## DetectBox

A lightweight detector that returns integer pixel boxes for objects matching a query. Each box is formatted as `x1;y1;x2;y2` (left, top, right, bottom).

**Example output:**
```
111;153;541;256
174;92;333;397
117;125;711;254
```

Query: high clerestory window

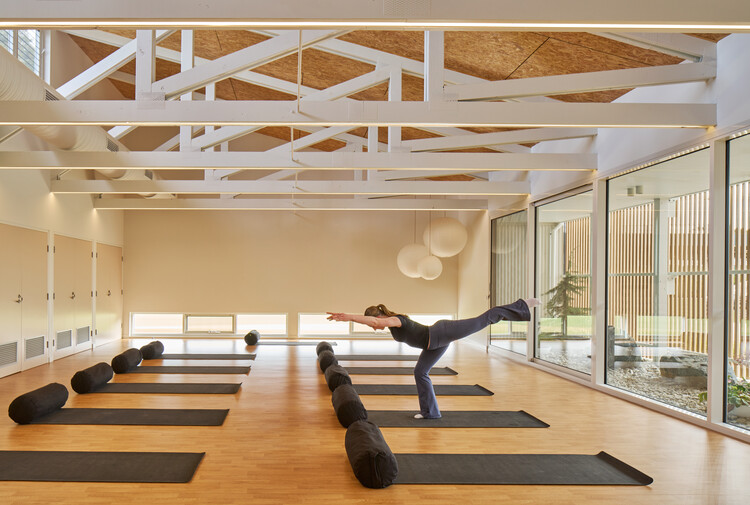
0;29;42;77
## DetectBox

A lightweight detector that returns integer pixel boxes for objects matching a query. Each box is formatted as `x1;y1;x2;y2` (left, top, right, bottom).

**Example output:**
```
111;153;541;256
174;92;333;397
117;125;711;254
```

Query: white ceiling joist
92;197;490;211
50;179;530;196
57;30;173;99
403;127;598;152
153;30;343;99
0;100;715;128
0;151;596;171
447;62;716;102
369;170;496;181
593;32;717;61
4;0;749;31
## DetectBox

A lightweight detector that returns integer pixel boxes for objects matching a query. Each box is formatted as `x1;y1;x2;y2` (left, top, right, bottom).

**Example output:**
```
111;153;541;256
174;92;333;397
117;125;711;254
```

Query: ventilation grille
56;330;72;349
106;138;119;152
44;89;59;101
0;342;18;368
76;326;90;345
25;336;45;359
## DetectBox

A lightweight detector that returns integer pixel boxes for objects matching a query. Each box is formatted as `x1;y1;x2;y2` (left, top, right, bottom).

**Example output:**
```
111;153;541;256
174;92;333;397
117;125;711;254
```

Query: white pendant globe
423;217;468;258
417;255;443;280
397;243;429;278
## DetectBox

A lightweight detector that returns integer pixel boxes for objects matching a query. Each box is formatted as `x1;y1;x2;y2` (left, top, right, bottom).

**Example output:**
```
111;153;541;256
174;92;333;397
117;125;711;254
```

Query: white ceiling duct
0;47;169;197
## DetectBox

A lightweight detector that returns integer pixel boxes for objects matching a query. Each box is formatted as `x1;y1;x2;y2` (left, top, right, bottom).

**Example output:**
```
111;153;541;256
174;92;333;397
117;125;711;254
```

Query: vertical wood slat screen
729;181;750;379
491;212;527;339
565;217;591;312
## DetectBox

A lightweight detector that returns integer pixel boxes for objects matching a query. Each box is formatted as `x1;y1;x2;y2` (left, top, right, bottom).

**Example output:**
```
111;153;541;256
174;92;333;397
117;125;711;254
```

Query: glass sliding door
727;133;750;432
606;148;710;416
535;191;592;374
490;211;528;354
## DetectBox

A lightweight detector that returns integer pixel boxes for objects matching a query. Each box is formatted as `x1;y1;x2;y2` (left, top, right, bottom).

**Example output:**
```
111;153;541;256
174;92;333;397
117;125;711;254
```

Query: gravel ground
498;339;750;432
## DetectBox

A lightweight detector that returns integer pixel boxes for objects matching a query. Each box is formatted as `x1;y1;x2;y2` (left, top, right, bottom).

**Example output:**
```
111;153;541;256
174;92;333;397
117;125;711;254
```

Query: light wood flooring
1;337;749;505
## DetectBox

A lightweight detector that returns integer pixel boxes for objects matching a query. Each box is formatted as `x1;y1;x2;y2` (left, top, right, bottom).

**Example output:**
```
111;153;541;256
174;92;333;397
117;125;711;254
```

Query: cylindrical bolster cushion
111;348;143;374
316;341;334;356
345;420;398;488
318;350;338;373
70;362;114;394
139;341;164;360
8;383;69;424
324;364;352;392
332;384;368;428
244;330;260;346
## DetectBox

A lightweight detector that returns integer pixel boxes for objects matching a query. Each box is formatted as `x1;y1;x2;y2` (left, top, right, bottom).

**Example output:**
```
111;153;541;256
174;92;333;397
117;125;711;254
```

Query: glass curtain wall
535;191;592;374
490;211;528;354
606;149;710;416
727;133;750;432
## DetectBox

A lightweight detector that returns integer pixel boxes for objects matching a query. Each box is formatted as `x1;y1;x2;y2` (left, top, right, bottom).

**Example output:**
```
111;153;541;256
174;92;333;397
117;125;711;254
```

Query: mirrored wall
535;191;592;374
490;210;528;354
605;148;710;416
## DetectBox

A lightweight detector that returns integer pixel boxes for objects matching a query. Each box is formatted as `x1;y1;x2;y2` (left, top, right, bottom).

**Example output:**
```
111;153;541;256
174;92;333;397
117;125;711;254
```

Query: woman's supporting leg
428;299;531;350
414;345;449;418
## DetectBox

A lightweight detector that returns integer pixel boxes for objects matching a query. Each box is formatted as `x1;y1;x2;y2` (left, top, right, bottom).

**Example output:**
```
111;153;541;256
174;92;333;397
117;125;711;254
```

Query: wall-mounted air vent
56;329;72;349
44;89;59;101
76;326;90;345
0;342;18;368
106;139;119;152
25;336;45;359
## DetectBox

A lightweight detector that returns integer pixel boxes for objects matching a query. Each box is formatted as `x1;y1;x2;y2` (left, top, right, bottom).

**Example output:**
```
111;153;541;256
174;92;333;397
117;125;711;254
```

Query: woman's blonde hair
364;304;404;318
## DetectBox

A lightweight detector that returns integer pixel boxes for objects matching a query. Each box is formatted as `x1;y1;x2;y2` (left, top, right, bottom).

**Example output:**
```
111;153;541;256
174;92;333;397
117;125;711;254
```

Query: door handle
107;290;111;297
15;294;23;303
70;292;76;300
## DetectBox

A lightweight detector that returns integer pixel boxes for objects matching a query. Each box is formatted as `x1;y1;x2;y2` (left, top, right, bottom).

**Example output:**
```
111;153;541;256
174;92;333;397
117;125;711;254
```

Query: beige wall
457;211;491;345
123;210;460;336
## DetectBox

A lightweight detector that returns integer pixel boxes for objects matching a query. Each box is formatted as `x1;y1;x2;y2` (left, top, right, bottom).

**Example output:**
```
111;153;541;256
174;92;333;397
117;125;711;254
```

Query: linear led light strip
2;21;750;30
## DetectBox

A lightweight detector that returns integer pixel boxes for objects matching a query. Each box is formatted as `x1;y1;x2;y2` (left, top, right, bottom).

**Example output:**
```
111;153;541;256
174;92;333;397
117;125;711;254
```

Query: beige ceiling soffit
0;151;597;171
51;179;530;196
447;62;716;102
5;1;750;31
92;197;489;211
0;101;716;128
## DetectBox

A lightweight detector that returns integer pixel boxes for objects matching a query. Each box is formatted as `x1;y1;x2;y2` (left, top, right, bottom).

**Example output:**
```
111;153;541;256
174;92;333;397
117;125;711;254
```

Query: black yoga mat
159;353;256;360
353;384;493;396
29;408;229;426
256;341;326;346
0;451;204;483
367;410;548;428
335;354;420;361
394;452;653;485
127;366;251;374
345;366;457;375
95;383;241;394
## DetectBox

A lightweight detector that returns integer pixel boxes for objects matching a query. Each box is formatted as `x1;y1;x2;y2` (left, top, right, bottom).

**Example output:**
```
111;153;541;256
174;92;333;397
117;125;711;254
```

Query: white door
0;223;23;378
19;226;48;370
95;243;123;345
53;235;93;359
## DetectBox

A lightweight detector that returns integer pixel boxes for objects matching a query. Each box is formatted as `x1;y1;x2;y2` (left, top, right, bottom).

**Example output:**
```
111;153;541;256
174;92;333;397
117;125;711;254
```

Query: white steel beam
51;179;530;195
403;127;598;152
447;62;716;101
92;197;489;211
372;169;508;180
135;30;156;98
0;151;597;171
153;30;342;99
424;31;444;101
0;100;715;128
267;126;358;153
5;1;749;32
57;30;172;99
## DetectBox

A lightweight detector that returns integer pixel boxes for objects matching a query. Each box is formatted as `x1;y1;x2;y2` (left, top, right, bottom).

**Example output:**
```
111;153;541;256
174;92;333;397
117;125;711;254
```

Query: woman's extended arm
326;312;402;330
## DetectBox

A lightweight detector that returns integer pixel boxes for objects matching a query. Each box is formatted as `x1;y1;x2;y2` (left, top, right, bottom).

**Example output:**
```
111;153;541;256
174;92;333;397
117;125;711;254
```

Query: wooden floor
1;337;749;504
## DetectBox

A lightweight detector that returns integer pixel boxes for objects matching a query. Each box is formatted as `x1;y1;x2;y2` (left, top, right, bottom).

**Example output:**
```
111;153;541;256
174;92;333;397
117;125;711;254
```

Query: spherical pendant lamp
423;217;468;258
397;243;429;278
417;255;443;280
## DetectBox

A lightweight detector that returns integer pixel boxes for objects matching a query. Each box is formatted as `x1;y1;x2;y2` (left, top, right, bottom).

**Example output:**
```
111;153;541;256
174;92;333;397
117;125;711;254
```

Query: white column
707;139;728;424
526;202;536;361
367;126;378;153
135;30;156;99
388;66;401;153
180;30;194;152
424;31;444;102
591;177;608;385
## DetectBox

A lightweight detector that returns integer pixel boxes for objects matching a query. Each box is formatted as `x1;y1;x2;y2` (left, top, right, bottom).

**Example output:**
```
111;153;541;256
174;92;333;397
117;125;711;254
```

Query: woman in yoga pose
327;298;539;419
